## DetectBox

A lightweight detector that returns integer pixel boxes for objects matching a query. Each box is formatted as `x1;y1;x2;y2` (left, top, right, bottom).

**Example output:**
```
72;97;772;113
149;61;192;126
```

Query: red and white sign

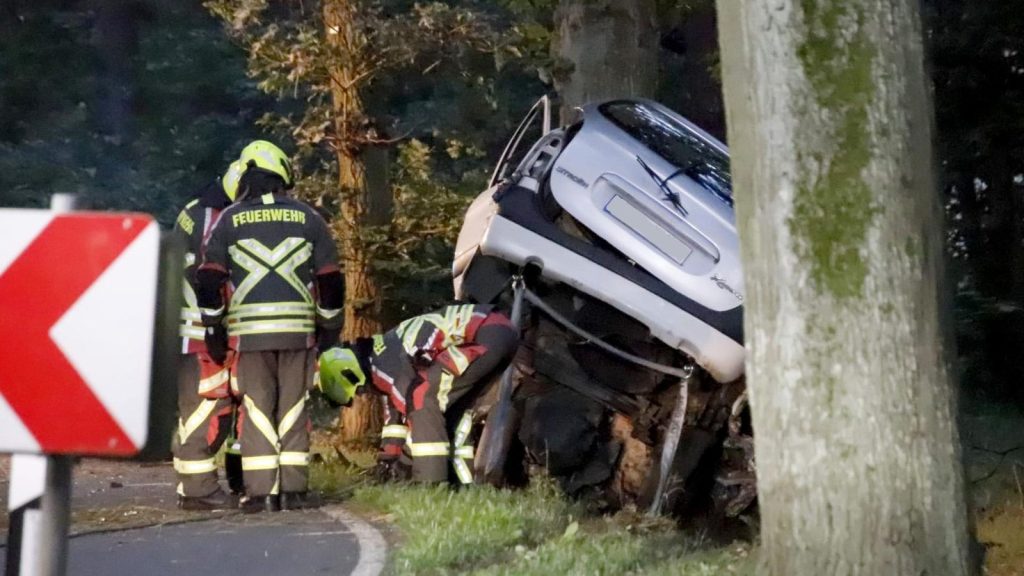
0;210;160;456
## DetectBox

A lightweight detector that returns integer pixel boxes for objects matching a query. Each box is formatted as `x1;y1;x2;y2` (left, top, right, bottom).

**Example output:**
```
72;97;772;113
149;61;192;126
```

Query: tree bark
716;1;976;574
323;0;384;442
551;0;658;123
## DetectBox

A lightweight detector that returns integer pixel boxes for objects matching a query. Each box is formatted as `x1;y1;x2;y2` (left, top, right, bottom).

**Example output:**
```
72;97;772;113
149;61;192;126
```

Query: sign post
4;454;47;576
1;195;164;576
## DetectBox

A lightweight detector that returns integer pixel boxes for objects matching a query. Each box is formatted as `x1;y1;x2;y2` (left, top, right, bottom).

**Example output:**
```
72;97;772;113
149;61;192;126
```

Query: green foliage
376;139;478;321
354;481;572;573
204;0;547;318
0;8;94;208
350;480;753;575
0;2;265;223
204;0;507;148
307;433;379;498
473;529;753;576
497;0;555;78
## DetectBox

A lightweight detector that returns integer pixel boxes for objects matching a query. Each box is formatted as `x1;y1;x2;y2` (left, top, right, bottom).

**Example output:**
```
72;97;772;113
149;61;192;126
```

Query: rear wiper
680;164;734;208
636;156;688;217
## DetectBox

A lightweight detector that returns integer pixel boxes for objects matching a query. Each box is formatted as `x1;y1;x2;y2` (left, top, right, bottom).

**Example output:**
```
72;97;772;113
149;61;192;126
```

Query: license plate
605;195;693;265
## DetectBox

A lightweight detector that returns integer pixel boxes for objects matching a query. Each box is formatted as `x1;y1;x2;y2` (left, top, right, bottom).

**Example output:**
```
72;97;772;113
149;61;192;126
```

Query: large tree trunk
323;0;384;442
551;0;658;123
716;1;976;574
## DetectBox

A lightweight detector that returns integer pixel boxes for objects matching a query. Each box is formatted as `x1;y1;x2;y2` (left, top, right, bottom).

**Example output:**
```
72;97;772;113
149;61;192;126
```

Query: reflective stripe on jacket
200;193;340;351
368;303;495;417
173;182;231;354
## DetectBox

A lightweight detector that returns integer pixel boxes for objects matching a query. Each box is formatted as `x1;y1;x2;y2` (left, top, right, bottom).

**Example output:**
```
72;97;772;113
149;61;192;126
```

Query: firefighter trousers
236;349;315;497
172;354;238;497
407;318;518;483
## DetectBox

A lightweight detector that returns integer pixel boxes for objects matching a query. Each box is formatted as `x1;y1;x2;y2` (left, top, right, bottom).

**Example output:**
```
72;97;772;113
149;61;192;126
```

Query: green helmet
318;347;366;406
221;159;245;201
238;140;294;189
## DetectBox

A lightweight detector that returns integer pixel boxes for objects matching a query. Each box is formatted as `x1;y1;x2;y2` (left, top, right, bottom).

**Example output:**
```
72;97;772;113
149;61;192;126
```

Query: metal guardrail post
4;455;46;576
647;364;694;517
33;457;73;576
476;275;526;484
34;194;80;576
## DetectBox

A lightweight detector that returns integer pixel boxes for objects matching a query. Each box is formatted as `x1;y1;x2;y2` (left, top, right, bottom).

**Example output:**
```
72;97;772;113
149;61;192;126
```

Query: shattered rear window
600;101;733;207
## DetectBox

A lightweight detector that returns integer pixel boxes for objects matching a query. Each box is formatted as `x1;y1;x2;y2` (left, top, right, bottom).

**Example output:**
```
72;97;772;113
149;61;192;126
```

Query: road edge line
322;505;386;576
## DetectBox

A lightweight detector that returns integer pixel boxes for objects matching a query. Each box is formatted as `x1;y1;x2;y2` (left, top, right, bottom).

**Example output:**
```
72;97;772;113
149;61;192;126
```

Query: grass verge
307;430;379;499
328;465;753;576
307;416;754;576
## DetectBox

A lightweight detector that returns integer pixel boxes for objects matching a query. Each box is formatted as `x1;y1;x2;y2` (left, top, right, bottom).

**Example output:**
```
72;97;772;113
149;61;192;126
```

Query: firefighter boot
178;488;233;511
225;448;244;495
239;494;280;514
280;491;321;511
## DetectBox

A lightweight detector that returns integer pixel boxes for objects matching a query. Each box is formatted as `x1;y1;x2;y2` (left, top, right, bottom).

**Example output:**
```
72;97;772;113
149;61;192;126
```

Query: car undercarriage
454;97;756;529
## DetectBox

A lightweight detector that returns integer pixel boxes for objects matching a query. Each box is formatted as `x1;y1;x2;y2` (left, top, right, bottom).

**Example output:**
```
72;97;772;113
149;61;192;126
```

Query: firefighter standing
197;140;344;513
318;304;518;484
172;161;246;510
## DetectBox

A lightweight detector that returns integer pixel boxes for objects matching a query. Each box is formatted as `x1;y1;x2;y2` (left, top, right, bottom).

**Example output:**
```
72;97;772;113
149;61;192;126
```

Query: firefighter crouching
318;304;519;484
197;140;344;513
172;160;246;511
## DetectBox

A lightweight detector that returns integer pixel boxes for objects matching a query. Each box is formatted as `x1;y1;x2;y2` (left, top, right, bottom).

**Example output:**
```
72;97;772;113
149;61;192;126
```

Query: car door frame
488;95;553;188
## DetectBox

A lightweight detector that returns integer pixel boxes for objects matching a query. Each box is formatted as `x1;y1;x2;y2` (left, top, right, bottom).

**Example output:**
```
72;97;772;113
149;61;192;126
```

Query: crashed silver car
455;98;754;523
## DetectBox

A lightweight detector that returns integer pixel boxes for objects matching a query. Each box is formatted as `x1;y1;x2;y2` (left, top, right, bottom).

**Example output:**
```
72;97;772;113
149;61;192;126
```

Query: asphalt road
1;506;385;576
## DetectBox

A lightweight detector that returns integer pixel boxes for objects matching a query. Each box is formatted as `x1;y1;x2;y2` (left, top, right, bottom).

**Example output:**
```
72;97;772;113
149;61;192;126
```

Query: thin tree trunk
91;0;140;144
551;0;658;123
659;1;725;140
716;1;976;574
1;0;18;30
323;0;383;442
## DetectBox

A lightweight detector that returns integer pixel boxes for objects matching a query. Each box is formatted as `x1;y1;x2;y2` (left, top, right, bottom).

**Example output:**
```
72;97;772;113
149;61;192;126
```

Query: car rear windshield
599;101;733;206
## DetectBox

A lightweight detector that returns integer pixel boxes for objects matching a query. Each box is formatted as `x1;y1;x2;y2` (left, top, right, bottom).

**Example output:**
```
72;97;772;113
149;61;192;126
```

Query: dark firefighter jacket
197;193;343;351
356;303;495;452
174;179;232;354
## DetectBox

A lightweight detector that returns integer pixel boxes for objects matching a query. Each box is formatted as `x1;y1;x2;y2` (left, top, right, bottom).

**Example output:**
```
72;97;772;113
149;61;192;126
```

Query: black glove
205;324;229;365
373;459;394;483
411;349;434;368
317;326;341;354
373;457;411;483
315;386;343;409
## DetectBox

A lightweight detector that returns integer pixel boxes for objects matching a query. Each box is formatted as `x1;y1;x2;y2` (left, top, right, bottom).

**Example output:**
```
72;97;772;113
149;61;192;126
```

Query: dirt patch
610;414;652;500
0;441;371;542
978;504;1024;576
963;411;1024;576
0;455;217;541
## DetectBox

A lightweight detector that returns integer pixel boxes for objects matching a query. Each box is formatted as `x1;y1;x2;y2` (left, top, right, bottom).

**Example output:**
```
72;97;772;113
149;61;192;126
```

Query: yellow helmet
317;347;366;406
221;160;245;201
238;140;294;189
